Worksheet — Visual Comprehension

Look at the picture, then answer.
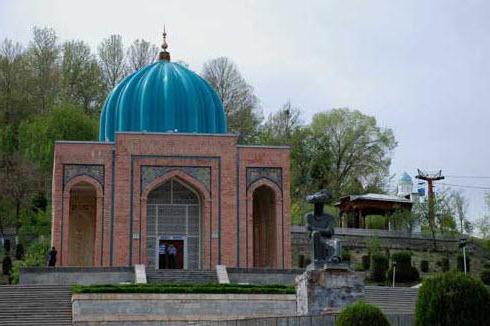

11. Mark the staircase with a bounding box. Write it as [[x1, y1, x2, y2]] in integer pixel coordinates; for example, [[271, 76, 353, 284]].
[[365, 286, 419, 314], [147, 269, 218, 284], [0, 285, 72, 325]]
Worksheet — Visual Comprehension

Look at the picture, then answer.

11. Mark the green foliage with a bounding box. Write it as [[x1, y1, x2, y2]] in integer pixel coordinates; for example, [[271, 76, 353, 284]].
[[342, 250, 351, 262], [370, 254, 389, 282], [72, 283, 295, 295], [420, 260, 429, 273], [415, 272, 490, 326], [365, 215, 386, 230], [480, 269, 490, 285], [353, 263, 365, 271], [306, 109, 396, 197], [436, 257, 450, 272], [367, 237, 382, 256], [362, 255, 370, 270], [387, 252, 420, 283], [457, 255, 471, 273], [10, 238, 50, 284], [337, 300, 389, 326], [18, 105, 98, 171]]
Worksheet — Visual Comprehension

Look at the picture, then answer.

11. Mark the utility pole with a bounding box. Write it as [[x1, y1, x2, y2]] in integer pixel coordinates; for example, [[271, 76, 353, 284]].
[[415, 169, 445, 224]]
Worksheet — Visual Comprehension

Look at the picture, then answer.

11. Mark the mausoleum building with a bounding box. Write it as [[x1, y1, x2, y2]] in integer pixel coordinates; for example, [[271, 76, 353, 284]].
[[50, 39, 291, 270]]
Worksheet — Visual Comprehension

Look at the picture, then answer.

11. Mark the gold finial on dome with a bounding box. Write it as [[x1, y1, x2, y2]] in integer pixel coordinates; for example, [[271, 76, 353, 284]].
[[159, 26, 171, 61]]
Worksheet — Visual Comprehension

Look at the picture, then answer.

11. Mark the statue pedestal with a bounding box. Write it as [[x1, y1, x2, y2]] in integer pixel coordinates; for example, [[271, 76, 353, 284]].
[[295, 266, 365, 315]]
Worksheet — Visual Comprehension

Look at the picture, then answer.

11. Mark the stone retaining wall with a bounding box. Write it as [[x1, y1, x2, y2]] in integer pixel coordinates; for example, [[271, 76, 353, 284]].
[[20, 267, 135, 285], [72, 293, 296, 325]]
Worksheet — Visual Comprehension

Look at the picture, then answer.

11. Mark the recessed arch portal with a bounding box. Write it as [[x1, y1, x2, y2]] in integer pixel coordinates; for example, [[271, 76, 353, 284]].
[[67, 181, 97, 266], [145, 178, 202, 270], [252, 184, 278, 268]]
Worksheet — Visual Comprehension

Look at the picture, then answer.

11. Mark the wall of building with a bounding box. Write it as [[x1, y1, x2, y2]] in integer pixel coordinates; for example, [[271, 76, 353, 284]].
[[51, 133, 292, 269], [72, 293, 296, 325]]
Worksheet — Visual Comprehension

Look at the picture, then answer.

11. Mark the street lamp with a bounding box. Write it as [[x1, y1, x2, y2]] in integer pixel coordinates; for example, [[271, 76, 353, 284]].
[[392, 261, 397, 288], [459, 238, 467, 275]]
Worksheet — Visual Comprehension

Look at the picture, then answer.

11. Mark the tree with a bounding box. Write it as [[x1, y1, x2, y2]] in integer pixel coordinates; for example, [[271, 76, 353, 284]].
[[201, 57, 262, 143], [0, 153, 41, 234], [18, 104, 98, 172], [304, 108, 396, 198], [0, 39, 32, 126], [61, 40, 104, 113], [475, 192, 490, 238], [27, 26, 60, 113], [126, 39, 158, 72], [450, 190, 472, 234], [259, 102, 302, 145], [98, 34, 126, 91]]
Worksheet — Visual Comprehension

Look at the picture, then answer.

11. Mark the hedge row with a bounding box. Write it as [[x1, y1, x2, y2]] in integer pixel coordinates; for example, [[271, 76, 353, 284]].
[[72, 283, 296, 295]]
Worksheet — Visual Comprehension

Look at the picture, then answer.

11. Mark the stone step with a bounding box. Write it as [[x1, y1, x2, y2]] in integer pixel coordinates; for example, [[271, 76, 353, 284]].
[[0, 285, 72, 325]]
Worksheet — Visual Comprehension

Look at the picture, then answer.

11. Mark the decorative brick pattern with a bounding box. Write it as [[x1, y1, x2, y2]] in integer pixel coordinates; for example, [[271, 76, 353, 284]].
[[64, 164, 104, 187], [246, 167, 282, 190], [141, 166, 211, 192]]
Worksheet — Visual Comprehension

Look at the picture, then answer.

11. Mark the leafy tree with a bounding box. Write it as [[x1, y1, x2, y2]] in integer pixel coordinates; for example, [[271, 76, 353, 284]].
[[450, 190, 471, 234], [27, 26, 60, 113], [61, 40, 104, 113], [126, 39, 158, 72], [305, 108, 396, 198], [475, 192, 490, 238], [201, 57, 262, 143], [0, 153, 41, 233], [258, 102, 302, 145], [98, 34, 126, 91], [18, 104, 98, 172], [0, 39, 32, 126]]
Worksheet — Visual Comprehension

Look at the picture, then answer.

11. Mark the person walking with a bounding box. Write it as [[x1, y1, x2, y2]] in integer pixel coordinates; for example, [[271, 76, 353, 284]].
[[158, 242, 167, 269], [47, 246, 57, 267], [167, 244, 177, 269]]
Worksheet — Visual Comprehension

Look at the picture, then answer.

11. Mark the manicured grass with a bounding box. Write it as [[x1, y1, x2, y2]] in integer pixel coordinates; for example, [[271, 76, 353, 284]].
[[72, 283, 296, 295]]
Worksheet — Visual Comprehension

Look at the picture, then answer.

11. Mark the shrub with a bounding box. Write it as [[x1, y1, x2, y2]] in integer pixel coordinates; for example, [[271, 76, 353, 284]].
[[420, 260, 429, 273], [416, 272, 490, 326], [370, 254, 388, 282], [72, 283, 296, 295], [457, 255, 471, 273], [353, 263, 364, 272], [342, 250, 351, 262], [362, 255, 370, 270], [387, 251, 420, 283], [337, 300, 389, 326], [436, 257, 450, 272], [480, 269, 490, 285], [15, 244, 25, 261]]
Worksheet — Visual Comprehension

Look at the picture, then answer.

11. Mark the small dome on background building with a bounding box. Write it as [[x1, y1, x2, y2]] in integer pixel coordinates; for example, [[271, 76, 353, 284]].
[[99, 37, 227, 142], [399, 172, 413, 185]]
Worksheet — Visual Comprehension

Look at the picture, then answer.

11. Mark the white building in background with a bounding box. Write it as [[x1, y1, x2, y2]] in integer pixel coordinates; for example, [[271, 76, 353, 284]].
[[397, 172, 422, 233]]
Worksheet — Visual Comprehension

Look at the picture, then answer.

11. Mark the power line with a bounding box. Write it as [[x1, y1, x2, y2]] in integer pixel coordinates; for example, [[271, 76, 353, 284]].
[[446, 175, 490, 179], [440, 182, 490, 190]]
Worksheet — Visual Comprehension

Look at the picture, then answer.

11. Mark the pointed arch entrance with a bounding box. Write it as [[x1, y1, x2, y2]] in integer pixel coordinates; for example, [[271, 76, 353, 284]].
[[145, 178, 203, 270], [247, 178, 283, 269], [67, 181, 97, 266]]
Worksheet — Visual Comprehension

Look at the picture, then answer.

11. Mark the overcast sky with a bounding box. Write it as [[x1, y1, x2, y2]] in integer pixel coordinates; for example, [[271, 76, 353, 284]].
[[1, 0, 489, 220]]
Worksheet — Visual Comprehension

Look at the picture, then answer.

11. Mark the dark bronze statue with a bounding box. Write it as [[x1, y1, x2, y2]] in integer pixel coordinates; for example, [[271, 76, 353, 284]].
[[305, 189, 342, 268]]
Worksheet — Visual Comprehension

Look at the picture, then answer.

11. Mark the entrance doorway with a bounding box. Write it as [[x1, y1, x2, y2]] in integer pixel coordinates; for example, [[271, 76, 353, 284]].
[[252, 185, 277, 268], [158, 239, 184, 269], [68, 182, 96, 266], [146, 178, 202, 269]]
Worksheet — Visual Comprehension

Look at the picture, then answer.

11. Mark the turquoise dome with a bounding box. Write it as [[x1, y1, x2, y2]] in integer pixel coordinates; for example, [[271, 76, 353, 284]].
[[99, 60, 227, 142]]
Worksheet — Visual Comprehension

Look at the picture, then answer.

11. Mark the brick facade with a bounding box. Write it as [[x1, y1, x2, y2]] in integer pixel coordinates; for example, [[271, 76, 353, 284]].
[[51, 133, 291, 269]]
